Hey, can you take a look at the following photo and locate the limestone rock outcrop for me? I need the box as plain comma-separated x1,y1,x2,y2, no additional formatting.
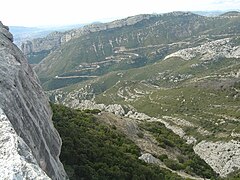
0,21,67,179
69,99,125,116
164,38,240,61
0,109,50,179
194,140,240,177
138,153,160,164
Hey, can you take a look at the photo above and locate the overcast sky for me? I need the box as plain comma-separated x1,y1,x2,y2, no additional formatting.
1,0,239,27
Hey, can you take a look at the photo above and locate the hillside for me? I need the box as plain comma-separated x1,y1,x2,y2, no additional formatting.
31,11,240,178
34,11,240,91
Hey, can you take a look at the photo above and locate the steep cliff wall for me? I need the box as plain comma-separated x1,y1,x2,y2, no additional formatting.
21,31,63,55
0,21,67,179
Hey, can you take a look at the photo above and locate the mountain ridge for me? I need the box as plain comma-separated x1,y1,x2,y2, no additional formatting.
34,11,240,91
21,13,157,64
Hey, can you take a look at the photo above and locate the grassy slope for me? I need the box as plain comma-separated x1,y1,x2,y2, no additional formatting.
93,54,240,141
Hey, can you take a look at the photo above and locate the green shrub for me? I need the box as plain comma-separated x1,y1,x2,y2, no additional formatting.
137,132,144,138
163,159,184,171
158,154,168,161
83,109,101,114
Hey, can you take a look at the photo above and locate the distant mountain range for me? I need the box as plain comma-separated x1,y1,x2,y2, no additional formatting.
193,10,233,16
10,24,85,47
11,10,238,48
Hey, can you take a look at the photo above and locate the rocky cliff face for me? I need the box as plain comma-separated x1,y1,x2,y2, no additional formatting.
164,38,240,61
0,22,67,179
194,140,240,177
21,31,63,55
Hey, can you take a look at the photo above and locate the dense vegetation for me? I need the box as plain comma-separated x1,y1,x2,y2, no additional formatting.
27,50,51,64
51,103,183,180
139,122,218,179
225,170,240,180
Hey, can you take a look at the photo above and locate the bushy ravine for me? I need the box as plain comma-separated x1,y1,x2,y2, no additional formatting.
51,103,182,179
51,103,220,179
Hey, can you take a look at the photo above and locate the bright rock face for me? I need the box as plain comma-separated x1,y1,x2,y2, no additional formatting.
138,153,160,164
0,109,50,179
194,140,240,177
0,22,67,179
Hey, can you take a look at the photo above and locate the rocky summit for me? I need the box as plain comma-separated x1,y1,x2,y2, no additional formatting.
0,22,67,179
